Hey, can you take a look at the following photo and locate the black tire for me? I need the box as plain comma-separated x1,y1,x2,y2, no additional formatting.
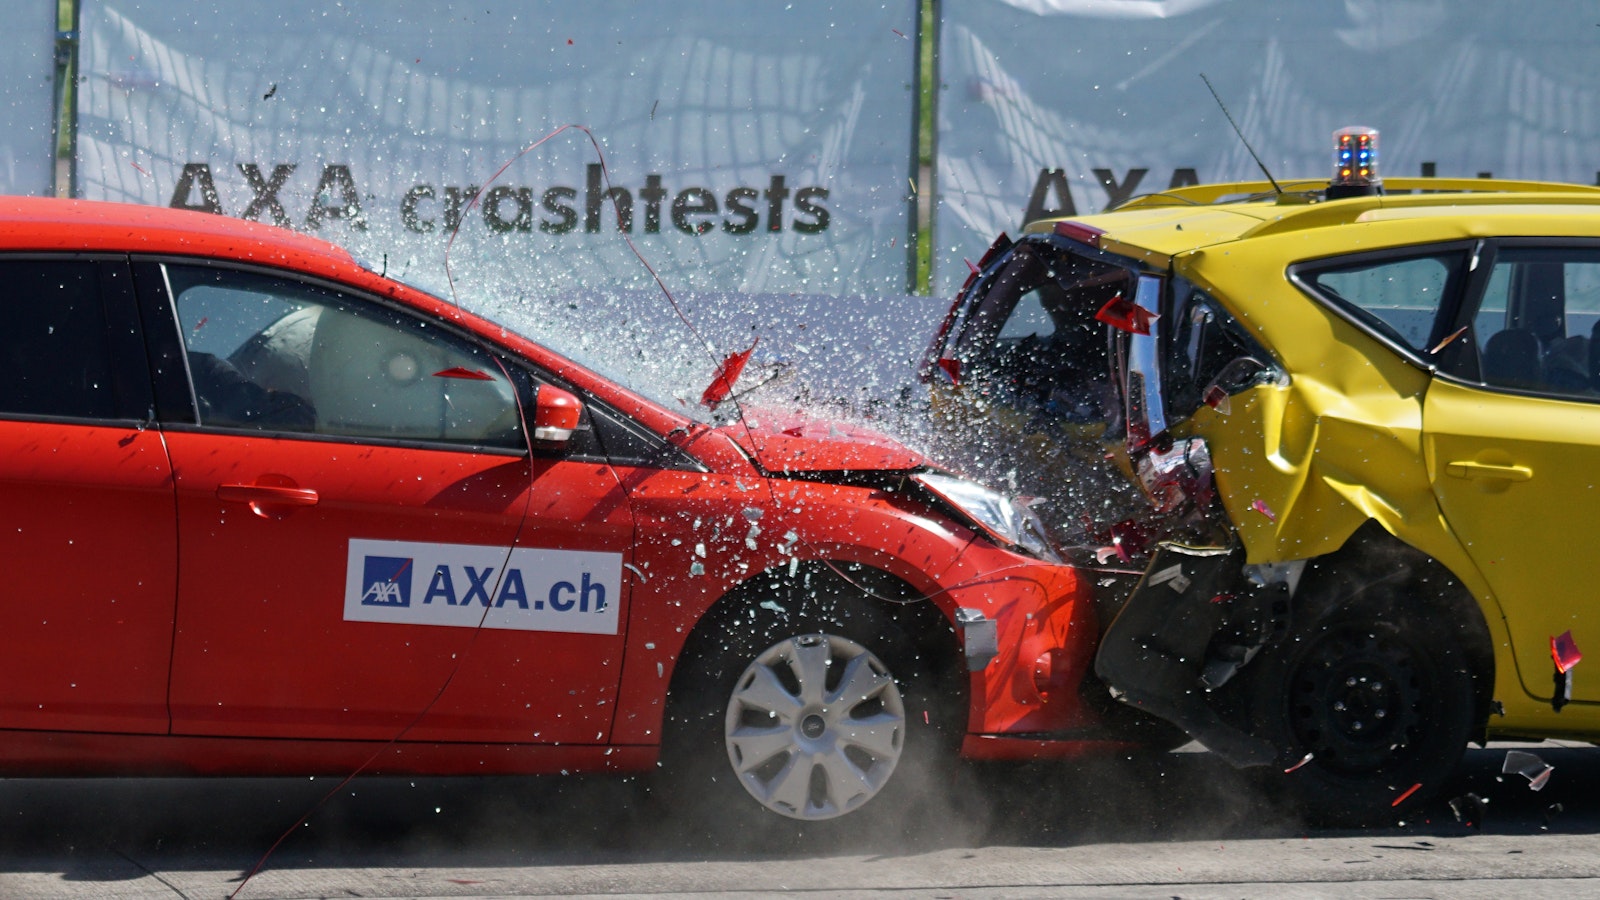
1238,602,1475,826
655,569,964,843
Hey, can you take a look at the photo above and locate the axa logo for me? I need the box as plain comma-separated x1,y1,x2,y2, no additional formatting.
361,555,414,607
419,565,608,612
345,539,622,635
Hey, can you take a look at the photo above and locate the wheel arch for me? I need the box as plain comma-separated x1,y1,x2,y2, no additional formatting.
1293,520,1497,738
664,559,967,731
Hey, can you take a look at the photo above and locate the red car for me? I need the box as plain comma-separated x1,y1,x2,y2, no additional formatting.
0,197,1134,827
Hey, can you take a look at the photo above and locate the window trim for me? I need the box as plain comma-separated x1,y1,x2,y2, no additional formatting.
0,253,153,426
134,256,532,454
129,254,705,468
1287,240,1477,373
1432,236,1600,402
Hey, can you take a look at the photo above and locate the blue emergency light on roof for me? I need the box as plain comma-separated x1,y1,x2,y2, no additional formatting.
1328,126,1381,199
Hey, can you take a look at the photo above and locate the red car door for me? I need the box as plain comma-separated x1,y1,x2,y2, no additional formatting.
138,262,633,746
0,257,176,735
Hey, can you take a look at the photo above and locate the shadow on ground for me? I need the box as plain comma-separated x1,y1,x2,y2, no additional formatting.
0,744,1592,881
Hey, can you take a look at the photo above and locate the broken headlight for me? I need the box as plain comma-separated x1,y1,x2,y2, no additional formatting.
913,472,1063,564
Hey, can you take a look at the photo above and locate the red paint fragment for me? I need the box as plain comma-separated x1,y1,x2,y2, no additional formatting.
1251,499,1276,522
566,38,574,45
892,28,908,38
1552,630,1582,674
935,356,961,386
1203,384,1232,415
1284,751,1314,773
433,366,495,381
1094,293,1158,335
701,339,757,410
1391,782,1422,807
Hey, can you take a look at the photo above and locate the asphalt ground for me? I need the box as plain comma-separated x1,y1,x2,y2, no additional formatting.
0,742,1595,898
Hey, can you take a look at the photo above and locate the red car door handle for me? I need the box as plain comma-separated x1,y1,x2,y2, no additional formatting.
217,484,320,506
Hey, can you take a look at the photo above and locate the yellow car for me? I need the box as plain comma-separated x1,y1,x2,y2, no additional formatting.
924,135,1600,823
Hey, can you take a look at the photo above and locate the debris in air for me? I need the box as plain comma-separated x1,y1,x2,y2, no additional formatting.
1251,499,1276,522
1284,752,1314,774
1094,293,1157,336
1543,802,1565,831
262,83,277,100
1551,630,1581,711
1502,749,1554,790
1552,630,1582,672
701,339,757,410
1202,384,1232,416
1429,325,1469,355
1391,782,1422,807
1447,793,1486,829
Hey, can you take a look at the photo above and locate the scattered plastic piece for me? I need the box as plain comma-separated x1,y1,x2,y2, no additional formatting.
1551,631,1580,711
1543,802,1565,831
1502,749,1554,790
1448,793,1486,829
935,356,961,386
1094,293,1158,336
1202,384,1232,416
1428,325,1469,355
1391,782,1422,807
1251,499,1277,522
700,339,757,410
1551,630,1582,673
1284,751,1314,774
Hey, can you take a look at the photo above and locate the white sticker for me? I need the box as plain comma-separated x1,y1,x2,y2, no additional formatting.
344,538,622,635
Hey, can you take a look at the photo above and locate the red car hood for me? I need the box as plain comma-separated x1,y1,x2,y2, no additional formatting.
718,412,926,474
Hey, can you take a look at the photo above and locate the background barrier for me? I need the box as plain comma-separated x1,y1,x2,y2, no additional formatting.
8,1,1600,304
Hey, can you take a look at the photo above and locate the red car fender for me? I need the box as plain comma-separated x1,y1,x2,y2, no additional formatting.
607,471,1098,747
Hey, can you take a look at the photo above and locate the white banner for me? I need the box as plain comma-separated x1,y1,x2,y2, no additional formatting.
0,2,57,197
75,1,918,299
935,0,1600,294
345,538,622,635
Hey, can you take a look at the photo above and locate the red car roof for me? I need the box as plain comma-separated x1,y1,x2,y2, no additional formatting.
0,196,363,278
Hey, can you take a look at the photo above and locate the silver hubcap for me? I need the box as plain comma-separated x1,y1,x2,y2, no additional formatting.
724,632,906,820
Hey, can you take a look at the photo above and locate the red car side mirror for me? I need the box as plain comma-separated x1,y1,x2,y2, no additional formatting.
532,385,582,444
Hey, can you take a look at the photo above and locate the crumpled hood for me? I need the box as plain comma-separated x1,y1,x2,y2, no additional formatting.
717,411,926,474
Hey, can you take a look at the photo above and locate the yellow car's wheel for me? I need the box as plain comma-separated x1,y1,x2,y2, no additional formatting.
1243,603,1475,826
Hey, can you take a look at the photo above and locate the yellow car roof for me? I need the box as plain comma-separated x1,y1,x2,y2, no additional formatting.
1024,177,1600,266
